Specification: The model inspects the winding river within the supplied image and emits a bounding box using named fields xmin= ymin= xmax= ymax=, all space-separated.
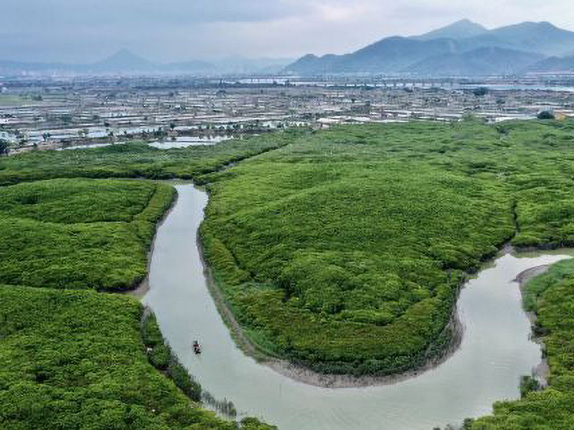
xmin=143 ymin=184 xmax=573 ymax=430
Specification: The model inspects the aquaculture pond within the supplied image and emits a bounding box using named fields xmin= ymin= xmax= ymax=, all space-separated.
xmin=58 ymin=135 xmax=233 ymax=151
xmin=149 ymin=135 xmax=233 ymax=149
xmin=143 ymin=184 xmax=573 ymax=430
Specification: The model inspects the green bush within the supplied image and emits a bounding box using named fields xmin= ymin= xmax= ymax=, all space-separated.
xmin=0 ymin=286 xmax=241 ymax=430
xmin=0 ymin=179 xmax=174 ymax=291
xmin=167 ymin=359 xmax=202 ymax=403
xmin=149 ymin=344 xmax=171 ymax=370
xmin=0 ymin=141 xmax=286 ymax=430
xmin=0 ymin=133 xmax=297 ymax=186
xmin=141 ymin=312 xmax=164 ymax=347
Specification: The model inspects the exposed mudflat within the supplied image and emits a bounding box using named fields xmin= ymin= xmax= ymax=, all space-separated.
xmin=515 ymin=264 xmax=552 ymax=386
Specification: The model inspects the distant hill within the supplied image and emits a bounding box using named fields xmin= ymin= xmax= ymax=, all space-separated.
xmin=285 ymin=54 xmax=343 ymax=75
xmin=0 ymin=60 xmax=70 ymax=72
xmin=526 ymin=55 xmax=574 ymax=73
xmin=487 ymin=21 xmax=574 ymax=57
xmin=418 ymin=21 xmax=574 ymax=56
xmin=166 ymin=60 xmax=216 ymax=74
xmin=86 ymin=49 xmax=158 ymax=72
xmin=285 ymin=20 xmax=574 ymax=76
xmin=209 ymin=56 xmax=295 ymax=74
xmin=0 ymin=50 xmax=290 ymax=76
xmin=287 ymin=37 xmax=461 ymax=74
xmin=405 ymin=47 xmax=544 ymax=76
xmin=0 ymin=50 xmax=215 ymax=75
xmin=413 ymin=19 xmax=488 ymax=41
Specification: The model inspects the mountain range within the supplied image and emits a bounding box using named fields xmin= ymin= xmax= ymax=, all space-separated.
xmin=285 ymin=20 xmax=574 ymax=76
xmin=3 ymin=20 xmax=574 ymax=77
xmin=0 ymin=50 xmax=293 ymax=76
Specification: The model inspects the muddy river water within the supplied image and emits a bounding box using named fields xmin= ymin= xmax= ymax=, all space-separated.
xmin=143 ymin=184 xmax=573 ymax=430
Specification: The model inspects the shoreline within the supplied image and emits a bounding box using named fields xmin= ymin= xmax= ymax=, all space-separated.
xmin=198 ymin=220 xmax=464 ymax=389
xmin=514 ymin=264 xmax=551 ymax=386
xmin=127 ymin=185 xmax=180 ymax=300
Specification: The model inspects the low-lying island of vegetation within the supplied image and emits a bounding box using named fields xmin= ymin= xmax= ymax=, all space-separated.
xmin=200 ymin=120 xmax=574 ymax=380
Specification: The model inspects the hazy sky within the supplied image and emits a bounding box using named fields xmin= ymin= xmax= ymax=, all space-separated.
xmin=2 ymin=0 xmax=574 ymax=62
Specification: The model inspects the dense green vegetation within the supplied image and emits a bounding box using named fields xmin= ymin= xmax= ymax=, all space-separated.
xmin=0 ymin=286 xmax=274 ymax=430
xmin=0 ymin=179 xmax=175 ymax=291
xmin=0 ymin=133 xmax=298 ymax=186
xmin=142 ymin=313 xmax=203 ymax=403
xmin=3 ymin=122 xmax=574 ymax=428
xmin=200 ymin=119 xmax=574 ymax=375
xmin=0 ymin=172 xmax=277 ymax=429
xmin=469 ymin=259 xmax=574 ymax=429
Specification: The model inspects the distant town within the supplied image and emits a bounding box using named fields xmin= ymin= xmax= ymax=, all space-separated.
xmin=1 ymin=74 xmax=573 ymax=154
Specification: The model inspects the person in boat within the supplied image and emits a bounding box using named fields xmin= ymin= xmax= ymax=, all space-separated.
xmin=193 ymin=340 xmax=201 ymax=354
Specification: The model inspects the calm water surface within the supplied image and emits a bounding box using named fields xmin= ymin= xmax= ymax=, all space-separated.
xmin=149 ymin=135 xmax=232 ymax=149
xmin=58 ymin=136 xmax=232 ymax=151
xmin=144 ymin=184 xmax=573 ymax=430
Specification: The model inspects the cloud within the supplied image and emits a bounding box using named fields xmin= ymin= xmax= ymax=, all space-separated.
xmin=2 ymin=0 xmax=303 ymax=25
xmin=0 ymin=0 xmax=573 ymax=62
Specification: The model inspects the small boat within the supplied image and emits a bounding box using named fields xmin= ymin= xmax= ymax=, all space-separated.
xmin=193 ymin=340 xmax=202 ymax=354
